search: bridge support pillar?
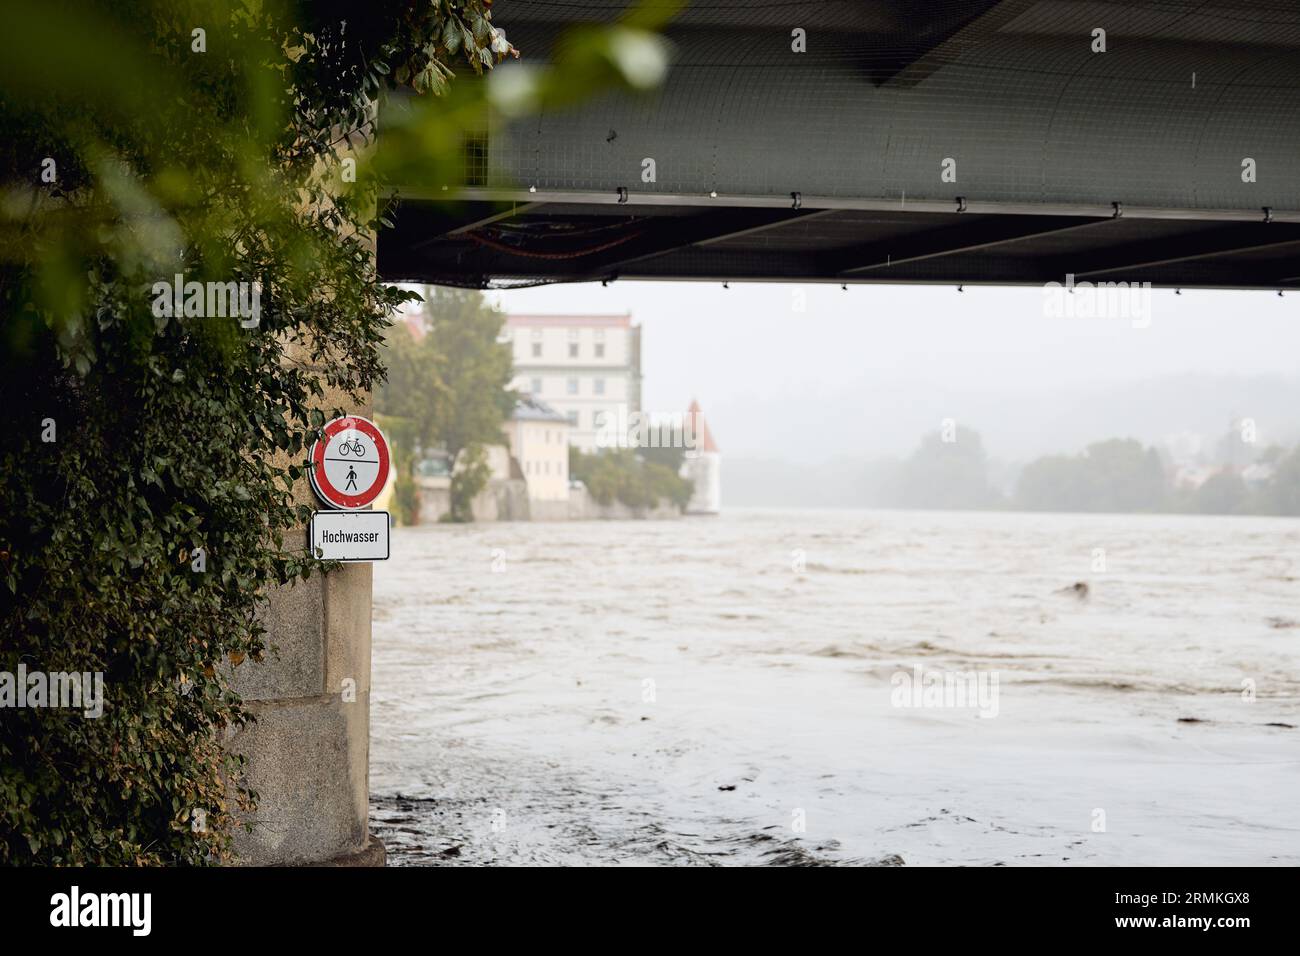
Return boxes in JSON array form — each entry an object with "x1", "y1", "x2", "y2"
[{"x1": 226, "y1": 560, "x2": 382, "y2": 865}]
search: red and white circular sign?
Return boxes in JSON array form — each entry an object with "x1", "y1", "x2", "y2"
[{"x1": 308, "y1": 415, "x2": 390, "y2": 510}]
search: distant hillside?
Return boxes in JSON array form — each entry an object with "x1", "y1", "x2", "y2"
[{"x1": 709, "y1": 373, "x2": 1300, "y2": 468}]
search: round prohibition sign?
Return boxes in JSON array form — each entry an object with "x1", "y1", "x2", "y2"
[{"x1": 309, "y1": 415, "x2": 391, "y2": 510}]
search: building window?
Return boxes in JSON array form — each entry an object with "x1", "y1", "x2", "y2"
[
  {"x1": 594, "y1": 378, "x2": 605, "y2": 395},
  {"x1": 531, "y1": 377, "x2": 542, "y2": 395},
  {"x1": 531, "y1": 343, "x2": 542, "y2": 358},
  {"x1": 594, "y1": 343, "x2": 605, "y2": 358},
  {"x1": 566, "y1": 411, "x2": 579, "y2": 427},
  {"x1": 567, "y1": 378, "x2": 578, "y2": 395},
  {"x1": 568, "y1": 342, "x2": 579, "y2": 358}
]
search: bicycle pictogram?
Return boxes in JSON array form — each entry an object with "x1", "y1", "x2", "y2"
[{"x1": 337, "y1": 437, "x2": 366, "y2": 457}]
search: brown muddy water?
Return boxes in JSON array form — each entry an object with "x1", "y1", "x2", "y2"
[{"x1": 369, "y1": 509, "x2": 1300, "y2": 866}]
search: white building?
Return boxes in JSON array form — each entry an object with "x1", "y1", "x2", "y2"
[
  {"x1": 504, "y1": 313, "x2": 642, "y2": 451},
  {"x1": 683, "y1": 399, "x2": 721, "y2": 515},
  {"x1": 505, "y1": 396, "x2": 571, "y2": 502}
]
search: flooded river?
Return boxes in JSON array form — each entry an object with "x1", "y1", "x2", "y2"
[{"x1": 370, "y1": 509, "x2": 1300, "y2": 866}]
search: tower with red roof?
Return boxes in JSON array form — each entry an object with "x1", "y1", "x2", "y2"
[{"x1": 683, "y1": 399, "x2": 721, "y2": 514}]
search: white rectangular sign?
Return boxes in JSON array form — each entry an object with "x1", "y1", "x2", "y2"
[{"x1": 309, "y1": 510, "x2": 390, "y2": 562}]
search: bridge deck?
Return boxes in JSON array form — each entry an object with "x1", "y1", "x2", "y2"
[{"x1": 379, "y1": 1, "x2": 1300, "y2": 289}]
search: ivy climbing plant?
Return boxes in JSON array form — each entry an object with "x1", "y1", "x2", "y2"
[{"x1": 0, "y1": 0, "x2": 521, "y2": 866}]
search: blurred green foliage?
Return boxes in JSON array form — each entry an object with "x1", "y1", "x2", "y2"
[{"x1": 0, "y1": 0, "x2": 677, "y2": 864}]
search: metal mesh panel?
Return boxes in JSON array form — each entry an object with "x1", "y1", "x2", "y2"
[{"x1": 477, "y1": 0, "x2": 1300, "y2": 210}]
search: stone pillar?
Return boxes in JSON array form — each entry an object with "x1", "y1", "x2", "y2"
[
  {"x1": 227, "y1": 562, "x2": 382, "y2": 865},
  {"x1": 225, "y1": 402, "x2": 383, "y2": 864}
]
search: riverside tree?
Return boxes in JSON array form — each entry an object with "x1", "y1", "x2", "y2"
[
  {"x1": 376, "y1": 319, "x2": 444, "y2": 524},
  {"x1": 425, "y1": 287, "x2": 515, "y2": 522},
  {"x1": 375, "y1": 287, "x2": 514, "y2": 525}
]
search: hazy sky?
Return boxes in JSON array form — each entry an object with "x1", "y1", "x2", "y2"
[{"x1": 492, "y1": 282, "x2": 1300, "y2": 463}]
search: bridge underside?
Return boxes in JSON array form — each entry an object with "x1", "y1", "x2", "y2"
[
  {"x1": 379, "y1": 1, "x2": 1300, "y2": 290},
  {"x1": 380, "y1": 194, "x2": 1300, "y2": 289}
]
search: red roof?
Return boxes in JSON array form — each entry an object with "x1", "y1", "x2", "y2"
[{"x1": 688, "y1": 399, "x2": 718, "y2": 453}]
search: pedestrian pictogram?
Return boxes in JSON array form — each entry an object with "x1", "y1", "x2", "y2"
[{"x1": 308, "y1": 415, "x2": 390, "y2": 510}]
